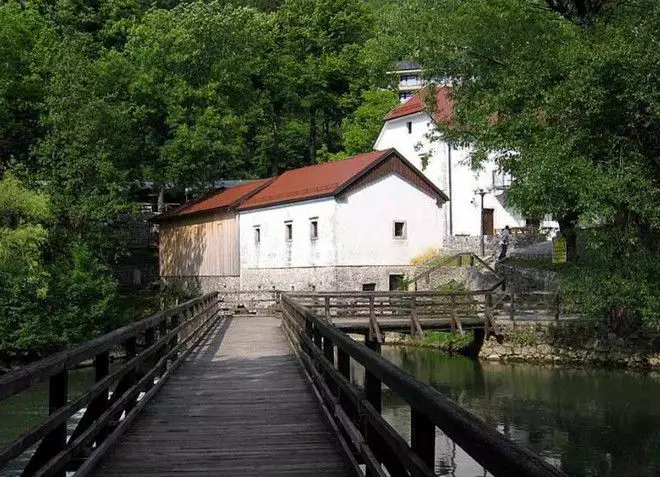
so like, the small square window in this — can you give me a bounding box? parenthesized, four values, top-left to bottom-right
(406, 121, 412, 134)
(285, 221, 293, 241)
(310, 217, 318, 240)
(362, 283, 376, 291)
(393, 221, 406, 239)
(254, 226, 261, 244)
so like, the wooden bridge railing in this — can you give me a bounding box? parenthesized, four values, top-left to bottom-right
(280, 294, 567, 477)
(494, 291, 581, 324)
(0, 292, 222, 477)
(218, 289, 281, 315)
(288, 290, 497, 340)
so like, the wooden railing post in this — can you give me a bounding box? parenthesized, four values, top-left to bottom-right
(410, 296, 416, 335)
(23, 369, 69, 477)
(94, 351, 110, 437)
(170, 312, 181, 360)
(124, 336, 138, 413)
(50, 369, 69, 477)
(411, 409, 435, 473)
(555, 294, 561, 322)
(324, 296, 330, 321)
(323, 337, 337, 394)
(450, 295, 457, 333)
(364, 337, 381, 413)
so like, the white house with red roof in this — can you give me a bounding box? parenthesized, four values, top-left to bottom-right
(374, 86, 528, 239)
(154, 148, 448, 292)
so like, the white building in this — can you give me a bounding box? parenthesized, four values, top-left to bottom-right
(374, 86, 529, 238)
(156, 149, 448, 292)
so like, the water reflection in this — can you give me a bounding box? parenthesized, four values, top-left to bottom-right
(375, 346, 660, 477)
(0, 367, 96, 477)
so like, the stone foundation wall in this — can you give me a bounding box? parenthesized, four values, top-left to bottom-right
(240, 265, 419, 292)
(480, 322, 660, 369)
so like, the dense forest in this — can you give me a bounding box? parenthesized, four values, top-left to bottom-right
(2, 0, 659, 359)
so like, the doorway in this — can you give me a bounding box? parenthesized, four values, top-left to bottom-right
(482, 208, 494, 236)
(389, 274, 405, 291)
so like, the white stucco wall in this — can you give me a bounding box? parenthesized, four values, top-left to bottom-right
(334, 174, 444, 265)
(239, 198, 338, 269)
(238, 172, 444, 271)
(374, 113, 527, 236)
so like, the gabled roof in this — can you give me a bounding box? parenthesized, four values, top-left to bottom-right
(384, 85, 453, 123)
(152, 178, 274, 223)
(238, 150, 390, 210)
(239, 148, 448, 211)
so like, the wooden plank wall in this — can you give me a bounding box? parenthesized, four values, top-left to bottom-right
(160, 212, 239, 276)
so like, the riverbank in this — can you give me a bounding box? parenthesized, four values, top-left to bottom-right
(383, 322, 660, 370)
(480, 322, 660, 369)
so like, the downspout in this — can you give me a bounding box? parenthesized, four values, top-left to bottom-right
(447, 143, 453, 235)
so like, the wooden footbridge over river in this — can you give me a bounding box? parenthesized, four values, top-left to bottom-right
(0, 289, 567, 477)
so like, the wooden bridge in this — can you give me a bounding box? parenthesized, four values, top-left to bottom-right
(0, 290, 567, 477)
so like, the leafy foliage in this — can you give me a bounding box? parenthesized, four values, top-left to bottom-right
(392, 0, 660, 329)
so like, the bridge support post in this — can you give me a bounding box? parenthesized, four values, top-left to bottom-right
(364, 337, 381, 413)
(323, 337, 337, 395)
(411, 409, 435, 472)
(23, 370, 69, 477)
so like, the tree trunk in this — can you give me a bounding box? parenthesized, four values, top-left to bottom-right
(308, 107, 317, 165)
(157, 185, 165, 213)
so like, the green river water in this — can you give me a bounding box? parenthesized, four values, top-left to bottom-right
(2, 350, 660, 476)
(378, 346, 660, 477)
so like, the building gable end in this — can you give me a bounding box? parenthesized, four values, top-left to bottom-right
(336, 152, 448, 204)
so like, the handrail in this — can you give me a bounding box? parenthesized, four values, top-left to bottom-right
(0, 293, 215, 401)
(281, 294, 566, 477)
(0, 292, 222, 477)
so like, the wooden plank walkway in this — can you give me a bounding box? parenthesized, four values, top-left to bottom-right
(94, 316, 350, 476)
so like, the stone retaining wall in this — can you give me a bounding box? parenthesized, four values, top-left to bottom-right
(480, 322, 660, 369)
(442, 234, 547, 257)
(495, 264, 559, 292)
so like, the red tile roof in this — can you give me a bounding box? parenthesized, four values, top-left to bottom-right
(154, 178, 273, 222)
(384, 85, 453, 123)
(238, 150, 392, 210)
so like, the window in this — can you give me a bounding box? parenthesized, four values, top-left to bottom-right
(399, 92, 413, 102)
(406, 121, 412, 134)
(309, 217, 318, 240)
(254, 226, 261, 244)
(393, 221, 407, 239)
(285, 221, 293, 241)
(362, 283, 376, 292)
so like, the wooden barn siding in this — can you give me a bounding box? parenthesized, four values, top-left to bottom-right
(341, 153, 445, 203)
(160, 212, 239, 277)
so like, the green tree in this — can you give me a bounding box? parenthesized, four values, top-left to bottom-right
(0, 3, 44, 172)
(0, 173, 51, 356)
(340, 89, 399, 156)
(395, 0, 660, 327)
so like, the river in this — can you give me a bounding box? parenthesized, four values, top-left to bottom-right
(376, 346, 660, 477)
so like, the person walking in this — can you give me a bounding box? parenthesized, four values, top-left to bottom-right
(498, 225, 511, 262)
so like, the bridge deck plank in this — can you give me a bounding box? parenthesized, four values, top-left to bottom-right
(93, 316, 350, 477)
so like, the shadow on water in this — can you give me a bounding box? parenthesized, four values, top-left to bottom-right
(372, 346, 660, 477)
